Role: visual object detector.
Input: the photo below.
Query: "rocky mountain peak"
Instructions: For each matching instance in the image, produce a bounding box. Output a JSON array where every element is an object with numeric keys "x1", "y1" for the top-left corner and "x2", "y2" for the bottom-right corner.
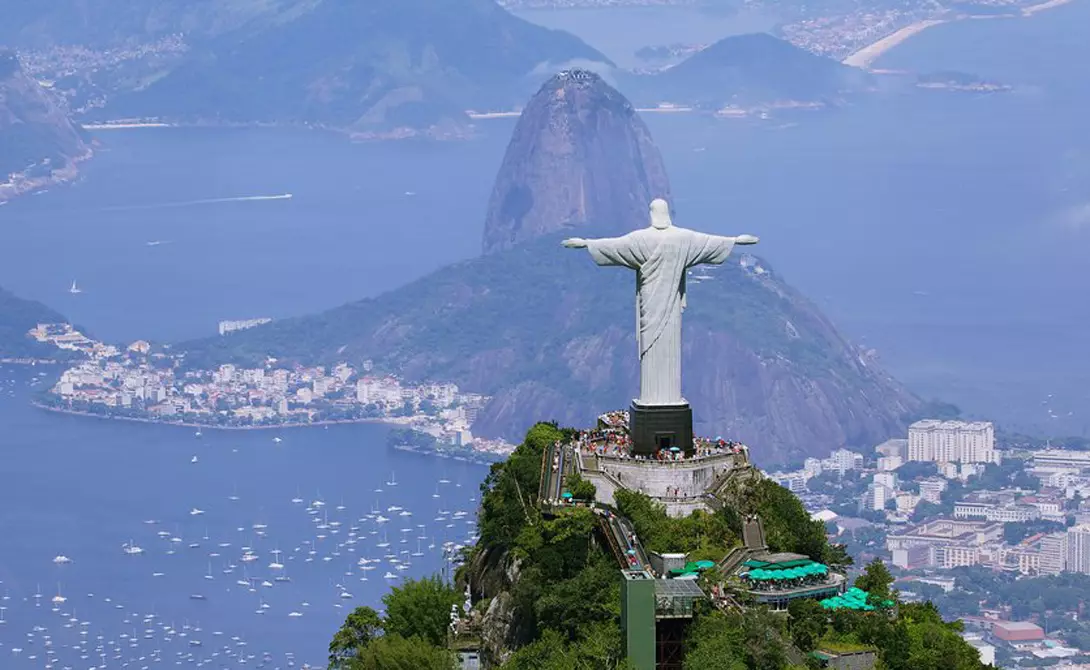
[{"x1": 481, "y1": 69, "x2": 671, "y2": 255}]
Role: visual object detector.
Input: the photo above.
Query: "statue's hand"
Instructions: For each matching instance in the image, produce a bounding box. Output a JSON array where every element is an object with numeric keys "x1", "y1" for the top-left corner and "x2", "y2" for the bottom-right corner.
[
  {"x1": 562, "y1": 237, "x2": 588, "y2": 249},
  {"x1": 735, "y1": 234, "x2": 759, "y2": 245}
]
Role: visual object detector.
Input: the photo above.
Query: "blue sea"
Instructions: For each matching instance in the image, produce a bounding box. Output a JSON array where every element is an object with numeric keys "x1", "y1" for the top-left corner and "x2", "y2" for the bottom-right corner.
[
  {"x1": 0, "y1": 4, "x2": 1088, "y2": 665},
  {"x1": 0, "y1": 365, "x2": 487, "y2": 667}
]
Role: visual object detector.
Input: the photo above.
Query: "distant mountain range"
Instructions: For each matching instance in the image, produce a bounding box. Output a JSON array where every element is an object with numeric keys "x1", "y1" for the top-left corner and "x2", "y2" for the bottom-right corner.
[
  {"x1": 0, "y1": 0, "x2": 306, "y2": 48},
  {"x1": 6, "y1": 0, "x2": 868, "y2": 134},
  {"x1": 179, "y1": 70, "x2": 918, "y2": 464},
  {"x1": 92, "y1": 0, "x2": 611, "y2": 135},
  {"x1": 0, "y1": 51, "x2": 91, "y2": 200},
  {"x1": 0, "y1": 285, "x2": 68, "y2": 359}
]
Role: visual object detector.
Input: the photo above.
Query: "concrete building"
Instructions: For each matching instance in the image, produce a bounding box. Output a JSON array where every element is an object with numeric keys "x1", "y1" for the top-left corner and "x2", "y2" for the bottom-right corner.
[
  {"x1": 991, "y1": 620, "x2": 1045, "y2": 643},
  {"x1": 877, "y1": 455, "x2": 904, "y2": 472},
  {"x1": 1032, "y1": 450, "x2": 1090, "y2": 469},
  {"x1": 825, "y1": 448, "x2": 864, "y2": 474},
  {"x1": 873, "y1": 472, "x2": 897, "y2": 490},
  {"x1": 864, "y1": 483, "x2": 895, "y2": 512},
  {"x1": 1066, "y1": 524, "x2": 1090, "y2": 574},
  {"x1": 919, "y1": 478, "x2": 948, "y2": 504},
  {"x1": 886, "y1": 518, "x2": 1002, "y2": 569},
  {"x1": 908, "y1": 420, "x2": 997, "y2": 464},
  {"x1": 1039, "y1": 532, "x2": 1067, "y2": 575}
]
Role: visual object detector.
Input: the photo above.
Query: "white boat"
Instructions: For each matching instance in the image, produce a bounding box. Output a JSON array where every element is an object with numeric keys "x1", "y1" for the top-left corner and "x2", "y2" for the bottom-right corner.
[
  {"x1": 385, "y1": 472, "x2": 397, "y2": 486},
  {"x1": 69, "y1": 281, "x2": 82, "y2": 295},
  {"x1": 191, "y1": 455, "x2": 198, "y2": 464},
  {"x1": 189, "y1": 508, "x2": 204, "y2": 516},
  {"x1": 273, "y1": 437, "x2": 282, "y2": 443},
  {"x1": 122, "y1": 541, "x2": 144, "y2": 555},
  {"x1": 383, "y1": 572, "x2": 398, "y2": 579},
  {"x1": 52, "y1": 555, "x2": 72, "y2": 565},
  {"x1": 288, "y1": 611, "x2": 303, "y2": 618}
]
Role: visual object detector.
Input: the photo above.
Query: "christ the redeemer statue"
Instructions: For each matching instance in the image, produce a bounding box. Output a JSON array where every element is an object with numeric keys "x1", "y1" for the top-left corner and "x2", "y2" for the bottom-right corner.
[{"x1": 563, "y1": 198, "x2": 758, "y2": 408}]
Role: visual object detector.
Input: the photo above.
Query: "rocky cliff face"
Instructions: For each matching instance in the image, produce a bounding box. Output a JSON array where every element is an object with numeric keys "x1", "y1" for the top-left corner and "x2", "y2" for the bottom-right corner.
[
  {"x1": 481, "y1": 69, "x2": 671, "y2": 254},
  {"x1": 0, "y1": 51, "x2": 90, "y2": 200}
]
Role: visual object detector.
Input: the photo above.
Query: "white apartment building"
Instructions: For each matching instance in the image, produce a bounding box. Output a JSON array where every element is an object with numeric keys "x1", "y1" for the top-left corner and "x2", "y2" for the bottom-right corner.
[
  {"x1": 824, "y1": 448, "x2": 864, "y2": 475},
  {"x1": 919, "y1": 478, "x2": 949, "y2": 504},
  {"x1": 865, "y1": 483, "x2": 896, "y2": 511},
  {"x1": 1040, "y1": 532, "x2": 1067, "y2": 575},
  {"x1": 908, "y1": 420, "x2": 997, "y2": 464},
  {"x1": 878, "y1": 455, "x2": 904, "y2": 472},
  {"x1": 1067, "y1": 525, "x2": 1090, "y2": 575}
]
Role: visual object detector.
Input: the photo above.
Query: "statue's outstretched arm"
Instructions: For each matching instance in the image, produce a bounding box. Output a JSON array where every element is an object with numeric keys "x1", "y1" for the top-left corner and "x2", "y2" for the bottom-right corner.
[{"x1": 563, "y1": 232, "x2": 642, "y2": 268}]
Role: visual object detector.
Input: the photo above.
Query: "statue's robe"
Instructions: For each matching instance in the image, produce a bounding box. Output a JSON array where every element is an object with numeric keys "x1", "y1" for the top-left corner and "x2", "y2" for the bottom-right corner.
[{"x1": 586, "y1": 226, "x2": 737, "y2": 406}]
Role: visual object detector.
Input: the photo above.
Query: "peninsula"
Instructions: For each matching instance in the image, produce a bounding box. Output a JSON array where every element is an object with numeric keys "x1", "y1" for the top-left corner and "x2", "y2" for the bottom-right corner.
[{"x1": 31, "y1": 322, "x2": 514, "y2": 460}]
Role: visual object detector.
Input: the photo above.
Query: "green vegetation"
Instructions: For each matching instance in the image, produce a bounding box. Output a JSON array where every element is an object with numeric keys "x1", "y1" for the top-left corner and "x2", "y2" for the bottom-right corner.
[
  {"x1": 328, "y1": 424, "x2": 986, "y2": 669},
  {"x1": 615, "y1": 488, "x2": 737, "y2": 560},
  {"x1": 0, "y1": 51, "x2": 89, "y2": 179},
  {"x1": 0, "y1": 284, "x2": 72, "y2": 359},
  {"x1": 329, "y1": 577, "x2": 459, "y2": 670},
  {"x1": 683, "y1": 607, "x2": 798, "y2": 670},
  {"x1": 564, "y1": 472, "x2": 597, "y2": 502}
]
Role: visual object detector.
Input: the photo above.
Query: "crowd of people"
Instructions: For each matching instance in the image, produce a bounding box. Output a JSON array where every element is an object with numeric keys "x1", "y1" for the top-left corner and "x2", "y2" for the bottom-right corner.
[{"x1": 572, "y1": 427, "x2": 749, "y2": 463}]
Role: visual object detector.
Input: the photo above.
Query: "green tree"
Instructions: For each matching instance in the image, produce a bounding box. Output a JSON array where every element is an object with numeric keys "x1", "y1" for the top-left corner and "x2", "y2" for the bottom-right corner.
[
  {"x1": 788, "y1": 599, "x2": 827, "y2": 653},
  {"x1": 352, "y1": 634, "x2": 454, "y2": 670},
  {"x1": 382, "y1": 576, "x2": 460, "y2": 647},
  {"x1": 329, "y1": 606, "x2": 383, "y2": 668},
  {"x1": 856, "y1": 558, "x2": 895, "y2": 606},
  {"x1": 478, "y1": 423, "x2": 564, "y2": 552},
  {"x1": 565, "y1": 473, "x2": 597, "y2": 502}
]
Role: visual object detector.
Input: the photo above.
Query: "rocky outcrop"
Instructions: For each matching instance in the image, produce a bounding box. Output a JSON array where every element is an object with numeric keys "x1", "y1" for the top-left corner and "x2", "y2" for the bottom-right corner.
[
  {"x1": 0, "y1": 51, "x2": 91, "y2": 200},
  {"x1": 481, "y1": 70, "x2": 670, "y2": 254}
]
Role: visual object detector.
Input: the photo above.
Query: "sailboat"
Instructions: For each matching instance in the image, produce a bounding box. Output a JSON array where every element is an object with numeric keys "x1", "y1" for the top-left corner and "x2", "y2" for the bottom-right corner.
[
  {"x1": 69, "y1": 280, "x2": 82, "y2": 295},
  {"x1": 385, "y1": 471, "x2": 398, "y2": 486}
]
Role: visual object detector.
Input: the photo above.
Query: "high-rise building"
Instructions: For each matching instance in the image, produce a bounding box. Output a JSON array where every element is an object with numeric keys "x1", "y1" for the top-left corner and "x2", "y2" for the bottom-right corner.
[
  {"x1": 1040, "y1": 532, "x2": 1068, "y2": 575},
  {"x1": 1066, "y1": 524, "x2": 1090, "y2": 575},
  {"x1": 907, "y1": 420, "x2": 997, "y2": 464}
]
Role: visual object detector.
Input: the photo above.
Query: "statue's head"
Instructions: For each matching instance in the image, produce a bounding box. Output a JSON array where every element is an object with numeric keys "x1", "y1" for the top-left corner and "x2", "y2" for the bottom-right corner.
[{"x1": 649, "y1": 198, "x2": 672, "y2": 230}]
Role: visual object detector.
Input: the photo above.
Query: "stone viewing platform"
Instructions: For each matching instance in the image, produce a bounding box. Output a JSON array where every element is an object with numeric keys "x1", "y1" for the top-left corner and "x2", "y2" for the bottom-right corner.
[{"x1": 569, "y1": 409, "x2": 754, "y2": 517}]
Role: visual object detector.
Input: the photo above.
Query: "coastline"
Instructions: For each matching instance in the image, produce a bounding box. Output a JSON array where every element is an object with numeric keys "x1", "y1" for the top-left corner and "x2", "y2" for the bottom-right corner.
[
  {"x1": 0, "y1": 147, "x2": 94, "y2": 203},
  {"x1": 843, "y1": 0, "x2": 1079, "y2": 70},
  {"x1": 842, "y1": 19, "x2": 948, "y2": 69},
  {"x1": 32, "y1": 400, "x2": 407, "y2": 431}
]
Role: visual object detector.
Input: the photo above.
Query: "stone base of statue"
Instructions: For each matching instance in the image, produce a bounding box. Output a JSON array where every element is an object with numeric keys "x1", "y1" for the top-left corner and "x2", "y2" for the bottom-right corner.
[{"x1": 629, "y1": 401, "x2": 693, "y2": 457}]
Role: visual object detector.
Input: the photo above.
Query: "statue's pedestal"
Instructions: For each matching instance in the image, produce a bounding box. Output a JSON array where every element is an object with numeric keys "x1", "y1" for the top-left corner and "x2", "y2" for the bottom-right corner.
[{"x1": 629, "y1": 401, "x2": 693, "y2": 457}]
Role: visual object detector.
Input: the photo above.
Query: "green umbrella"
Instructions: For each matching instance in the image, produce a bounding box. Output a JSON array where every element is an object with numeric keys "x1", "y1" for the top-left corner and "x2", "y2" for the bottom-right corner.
[{"x1": 696, "y1": 560, "x2": 715, "y2": 569}]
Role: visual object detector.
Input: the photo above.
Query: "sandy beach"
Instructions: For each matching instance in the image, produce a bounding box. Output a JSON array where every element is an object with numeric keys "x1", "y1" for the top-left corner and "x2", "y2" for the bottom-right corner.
[
  {"x1": 842, "y1": 19, "x2": 948, "y2": 69},
  {"x1": 81, "y1": 122, "x2": 173, "y2": 130},
  {"x1": 844, "y1": 0, "x2": 1080, "y2": 69},
  {"x1": 1023, "y1": 0, "x2": 1077, "y2": 15}
]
